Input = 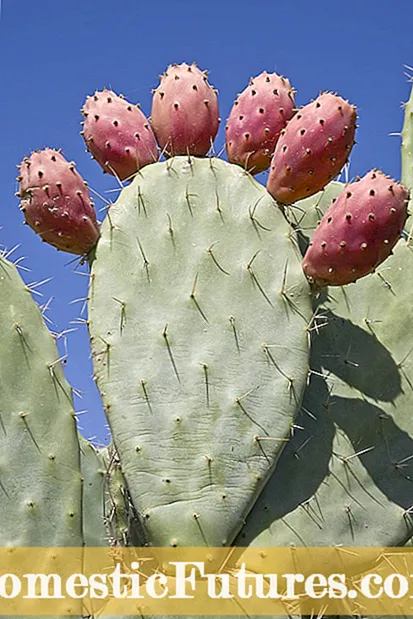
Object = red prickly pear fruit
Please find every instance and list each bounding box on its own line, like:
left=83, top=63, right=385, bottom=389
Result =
left=81, top=89, right=158, bottom=181
left=267, top=92, right=357, bottom=204
left=302, top=170, right=410, bottom=286
left=17, top=148, right=100, bottom=255
left=225, top=71, right=296, bottom=175
left=150, top=62, right=220, bottom=157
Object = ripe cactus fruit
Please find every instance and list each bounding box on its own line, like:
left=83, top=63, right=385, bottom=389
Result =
left=225, top=71, right=296, bottom=174
left=81, top=89, right=158, bottom=180
left=267, top=92, right=357, bottom=204
left=150, top=62, right=220, bottom=156
left=17, top=148, right=99, bottom=255
left=302, top=170, right=409, bottom=286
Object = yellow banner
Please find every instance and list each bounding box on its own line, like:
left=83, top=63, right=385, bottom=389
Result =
left=1, top=547, right=413, bottom=615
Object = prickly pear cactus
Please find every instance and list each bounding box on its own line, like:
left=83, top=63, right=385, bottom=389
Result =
left=8, top=57, right=413, bottom=619
left=88, top=156, right=313, bottom=547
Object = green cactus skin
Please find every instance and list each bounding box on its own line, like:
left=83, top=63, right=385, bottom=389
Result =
left=0, top=254, right=83, bottom=547
left=235, top=216, right=413, bottom=573
left=89, top=156, right=313, bottom=547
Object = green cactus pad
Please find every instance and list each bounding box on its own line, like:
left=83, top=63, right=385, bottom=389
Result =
left=0, top=255, right=82, bottom=547
left=89, top=156, right=312, bottom=546
left=236, top=237, right=413, bottom=566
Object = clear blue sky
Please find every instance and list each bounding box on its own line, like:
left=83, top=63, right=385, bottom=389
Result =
left=0, top=0, right=412, bottom=444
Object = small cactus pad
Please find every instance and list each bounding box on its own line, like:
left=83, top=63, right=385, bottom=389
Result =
left=302, top=170, right=409, bottom=286
left=151, top=62, right=220, bottom=157
left=17, top=148, right=99, bottom=254
left=89, top=157, right=312, bottom=546
left=81, top=89, right=158, bottom=180
left=226, top=71, right=296, bottom=174
left=267, top=92, right=357, bottom=204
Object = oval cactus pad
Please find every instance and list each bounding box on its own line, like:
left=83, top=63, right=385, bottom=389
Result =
left=89, top=157, right=312, bottom=546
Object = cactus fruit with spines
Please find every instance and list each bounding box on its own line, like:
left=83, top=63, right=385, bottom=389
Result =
left=81, top=89, right=158, bottom=180
left=225, top=71, right=296, bottom=174
left=5, top=61, right=413, bottom=619
left=302, top=170, right=409, bottom=286
left=17, top=148, right=100, bottom=254
left=150, top=62, right=220, bottom=157
left=267, top=92, right=357, bottom=204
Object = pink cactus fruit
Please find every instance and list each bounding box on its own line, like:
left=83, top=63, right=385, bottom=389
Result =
left=150, top=62, right=220, bottom=157
left=17, top=148, right=100, bottom=255
left=302, top=170, right=409, bottom=286
left=81, top=89, right=158, bottom=181
left=267, top=92, right=357, bottom=204
left=225, top=71, right=296, bottom=174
